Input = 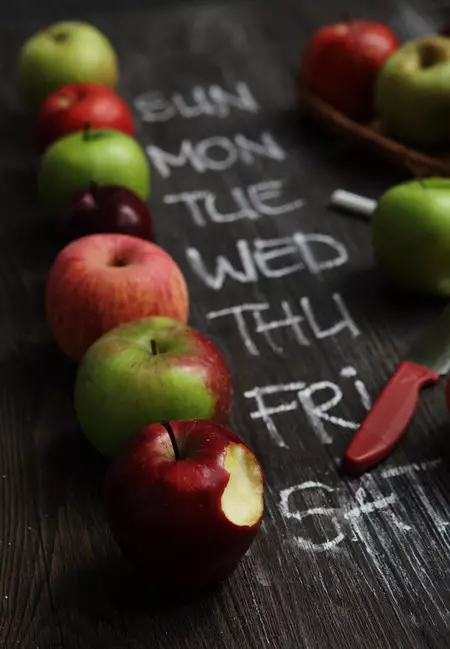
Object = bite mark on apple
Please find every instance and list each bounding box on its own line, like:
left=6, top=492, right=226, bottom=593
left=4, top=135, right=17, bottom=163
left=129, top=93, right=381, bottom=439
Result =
left=221, top=443, right=264, bottom=527
left=160, top=420, right=180, bottom=461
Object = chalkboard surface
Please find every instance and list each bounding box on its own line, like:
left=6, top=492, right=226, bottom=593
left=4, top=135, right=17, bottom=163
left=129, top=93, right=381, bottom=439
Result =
left=1, top=0, right=450, bottom=647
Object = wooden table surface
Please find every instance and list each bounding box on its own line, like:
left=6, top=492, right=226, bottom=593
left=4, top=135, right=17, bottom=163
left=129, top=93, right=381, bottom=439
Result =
left=1, top=0, right=450, bottom=647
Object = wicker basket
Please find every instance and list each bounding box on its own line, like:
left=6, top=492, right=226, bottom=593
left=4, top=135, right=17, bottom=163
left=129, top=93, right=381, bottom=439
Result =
left=300, top=87, right=450, bottom=178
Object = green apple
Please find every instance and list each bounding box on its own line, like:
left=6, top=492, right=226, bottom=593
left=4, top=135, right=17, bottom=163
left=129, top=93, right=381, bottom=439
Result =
left=38, top=127, right=150, bottom=215
left=375, top=35, right=450, bottom=146
left=372, top=177, right=450, bottom=296
left=17, top=21, right=118, bottom=109
left=74, top=317, right=232, bottom=456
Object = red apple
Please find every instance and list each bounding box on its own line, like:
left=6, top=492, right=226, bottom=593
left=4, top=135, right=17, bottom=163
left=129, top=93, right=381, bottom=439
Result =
left=300, top=20, right=399, bottom=118
left=104, top=419, right=264, bottom=596
left=60, top=184, right=154, bottom=242
left=46, top=233, right=189, bottom=362
left=37, top=82, right=134, bottom=151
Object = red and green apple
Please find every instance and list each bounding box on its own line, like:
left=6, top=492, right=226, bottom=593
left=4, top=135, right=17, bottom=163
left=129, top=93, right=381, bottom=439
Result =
left=17, top=21, right=118, bottom=109
left=74, top=317, right=232, bottom=456
left=46, top=233, right=188, bottom=362
left=104, top=419, right=264, bottom=595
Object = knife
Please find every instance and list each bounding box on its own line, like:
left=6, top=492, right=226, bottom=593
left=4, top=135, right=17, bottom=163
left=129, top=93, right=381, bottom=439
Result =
left=343, top=303, right=450, bottom=474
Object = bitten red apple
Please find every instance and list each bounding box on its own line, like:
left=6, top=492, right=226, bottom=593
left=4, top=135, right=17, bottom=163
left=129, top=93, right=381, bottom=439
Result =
left=37, top=83, right=134, bottom=151
left=60, top=184, right=154, bottom=242
left=104, top=419, right=264, bottom=596
left=300, top=19, right=399, bottom=118
left=45, top=233, right=188, bottom=361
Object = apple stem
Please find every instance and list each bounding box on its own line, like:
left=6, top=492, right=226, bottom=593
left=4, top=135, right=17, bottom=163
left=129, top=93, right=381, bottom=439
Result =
left=161, top=421, right=180, bottom=461
left=83, top=121, right=92, bottom=140
left=150, top=339, right=158, bottom=355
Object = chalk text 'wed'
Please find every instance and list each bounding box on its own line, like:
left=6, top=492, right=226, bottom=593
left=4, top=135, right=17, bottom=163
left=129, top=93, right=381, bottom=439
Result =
left=186, top=232, right=348, bottom=289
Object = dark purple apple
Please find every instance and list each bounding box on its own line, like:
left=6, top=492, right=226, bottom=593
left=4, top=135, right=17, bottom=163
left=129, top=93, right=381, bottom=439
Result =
left=60, top=184, right=154, bottom=242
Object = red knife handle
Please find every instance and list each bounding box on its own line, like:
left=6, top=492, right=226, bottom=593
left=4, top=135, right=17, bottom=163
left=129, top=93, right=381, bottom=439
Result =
left=343, top=361, right=440, bottom=474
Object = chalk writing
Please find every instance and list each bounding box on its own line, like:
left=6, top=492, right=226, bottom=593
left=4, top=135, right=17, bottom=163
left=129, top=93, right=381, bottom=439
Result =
left=278, top=459, right=444, bottom=553
left=279, top=481, right=345, bottom=551
left=243, top=381, right=305, bottom=448
left=340, top=366, right=372, bottom=410
left=146, top=131, right=286, bottom=178
left=163, top=179, right=305, bottom=226
left=345, top=469, right=450, bottom=618
left=354, top=472, right=412, bottom=534
left=206, top=293, right=360, bottom=355
left=381, top=461, right=449, bottom=532
left=133, top=66, right=450, bottom=634
left=133, top=69, right=450, bottom=634
left=135, top=81, right=259, bottom=122
left=243, top=366, right=369, bottom=447
left=297, top=381, right=358, bottom=444
left=186, top=232, right=348, bottom=289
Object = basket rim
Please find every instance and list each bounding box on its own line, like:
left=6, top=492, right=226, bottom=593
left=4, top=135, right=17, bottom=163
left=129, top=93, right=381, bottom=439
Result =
left=299, top=86, right=450, bottom=177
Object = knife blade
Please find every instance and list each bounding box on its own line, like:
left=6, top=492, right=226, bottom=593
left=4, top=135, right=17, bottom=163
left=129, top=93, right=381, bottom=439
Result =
left=343, top=303, right=450, bottom=474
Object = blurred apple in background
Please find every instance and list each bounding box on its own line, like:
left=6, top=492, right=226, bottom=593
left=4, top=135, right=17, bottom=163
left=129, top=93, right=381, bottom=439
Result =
left=38, top=126, right=150, bottom=216
left=37, top=83, right=134, bottom=151
left=46, top=234, right=188, bottom=362
left=375, top=35, right=450, bottom=146
left=74, top=317, right=232, bottom=456
left=300, top=19, right=399, bottom=119
left=104, top=419, right=263, bottom=596
left=372, top=177, right=450, bottom=296
left=60, top=184, right=154, bottom=242
left=17, top=21, right=118, bottom=109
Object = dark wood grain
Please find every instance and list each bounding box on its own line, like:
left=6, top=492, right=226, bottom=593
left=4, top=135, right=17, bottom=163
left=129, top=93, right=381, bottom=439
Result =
left=1, top=1, right=450, bottom=647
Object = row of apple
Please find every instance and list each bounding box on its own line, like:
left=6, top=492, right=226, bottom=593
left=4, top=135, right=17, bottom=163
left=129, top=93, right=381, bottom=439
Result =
left=17, top=21, right=264, bottom=597
left=300, top=19, right=450, bottom=147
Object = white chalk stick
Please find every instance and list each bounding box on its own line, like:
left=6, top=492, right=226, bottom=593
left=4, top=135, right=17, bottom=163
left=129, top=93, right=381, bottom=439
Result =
left=330, top=189, right=377, bottom=218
